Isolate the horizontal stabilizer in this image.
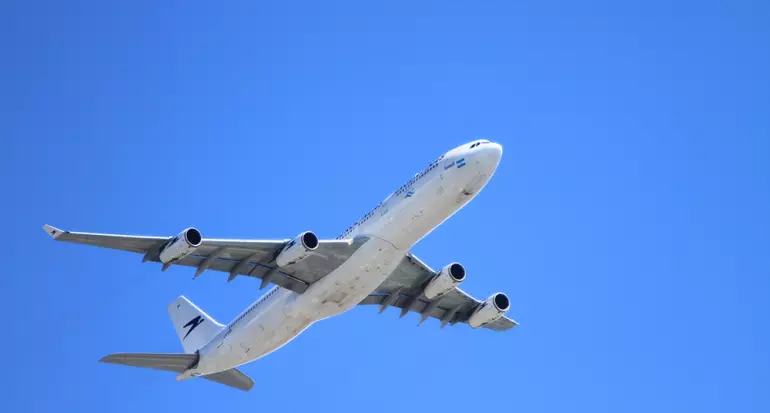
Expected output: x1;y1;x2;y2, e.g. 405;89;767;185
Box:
100;353;197;373
99;353;254;391
201;368;254;392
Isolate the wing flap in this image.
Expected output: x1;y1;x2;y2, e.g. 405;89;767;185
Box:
171;254;313;293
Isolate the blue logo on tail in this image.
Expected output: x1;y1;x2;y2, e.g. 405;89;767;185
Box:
182;316;204;340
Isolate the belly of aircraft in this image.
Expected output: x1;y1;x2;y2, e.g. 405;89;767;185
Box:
308;172;484;317
310;236;403;319
200;313;314;373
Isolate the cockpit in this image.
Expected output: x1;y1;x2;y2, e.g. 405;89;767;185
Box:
469;140;491;149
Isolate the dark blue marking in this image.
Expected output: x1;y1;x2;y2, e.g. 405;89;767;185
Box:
182;316;204;340
457;162;466;169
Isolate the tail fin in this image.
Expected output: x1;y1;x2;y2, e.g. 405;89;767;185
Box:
100;353;254;391
167;296;224;353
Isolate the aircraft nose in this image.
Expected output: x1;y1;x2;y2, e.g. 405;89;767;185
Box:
480;142;503;167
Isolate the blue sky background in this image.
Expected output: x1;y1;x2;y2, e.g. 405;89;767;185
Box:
2;1;769;411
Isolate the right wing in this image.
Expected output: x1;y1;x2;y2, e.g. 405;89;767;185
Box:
43;224;369;294
358;253;518;331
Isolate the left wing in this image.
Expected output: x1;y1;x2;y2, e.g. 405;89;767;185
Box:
359;253;518;332
43;224;368;294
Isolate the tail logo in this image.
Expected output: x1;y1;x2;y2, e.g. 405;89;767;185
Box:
182;315;204;340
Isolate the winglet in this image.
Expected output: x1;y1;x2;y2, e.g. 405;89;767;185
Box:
43;224;65;239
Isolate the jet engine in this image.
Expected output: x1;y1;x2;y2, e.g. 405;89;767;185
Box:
158;227;203;264
468;292;510;328
276;231;319;267
423;262;466;299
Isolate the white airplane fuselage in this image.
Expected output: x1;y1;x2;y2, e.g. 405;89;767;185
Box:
187;141;503;377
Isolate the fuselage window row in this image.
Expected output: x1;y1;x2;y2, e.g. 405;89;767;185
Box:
337;155;445;239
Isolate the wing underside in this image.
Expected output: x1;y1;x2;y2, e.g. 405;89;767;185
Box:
43;224;368;294
358;253;518;331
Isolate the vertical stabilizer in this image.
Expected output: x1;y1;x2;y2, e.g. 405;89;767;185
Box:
168;296;224;353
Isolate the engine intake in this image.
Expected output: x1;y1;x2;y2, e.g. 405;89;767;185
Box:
158;227;202;264
276;231;319;267
468;292;510;328
423;262;465;299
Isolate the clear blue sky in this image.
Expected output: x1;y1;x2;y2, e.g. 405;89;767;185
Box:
2;1;769;411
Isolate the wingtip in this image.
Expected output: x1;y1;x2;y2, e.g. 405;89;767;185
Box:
98;354;116;363
43;224;65;239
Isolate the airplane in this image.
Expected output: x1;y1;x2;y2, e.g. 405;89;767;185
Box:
43;139;518;391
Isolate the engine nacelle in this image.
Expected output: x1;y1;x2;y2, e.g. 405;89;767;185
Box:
423;262;466;299
158;227;202;264
275;231;319;267
468;292;510;328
